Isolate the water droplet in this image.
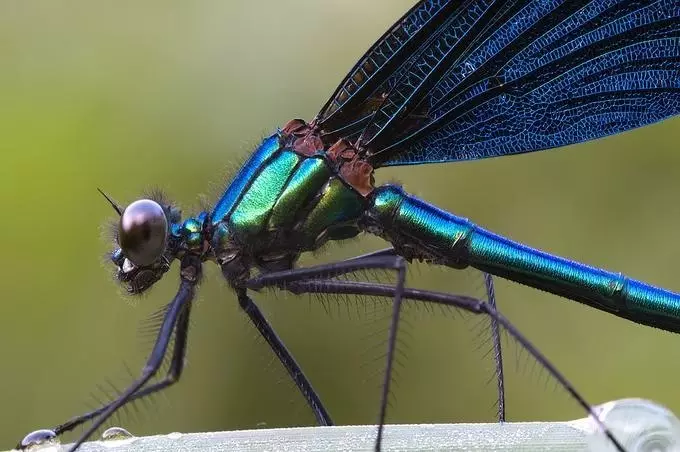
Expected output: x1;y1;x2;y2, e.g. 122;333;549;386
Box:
101;427;134;441
20;429;58;449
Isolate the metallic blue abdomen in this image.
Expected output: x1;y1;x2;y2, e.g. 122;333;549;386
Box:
365;184;680;332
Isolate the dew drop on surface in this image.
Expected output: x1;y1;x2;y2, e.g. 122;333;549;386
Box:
20;429;58;448
101;427;134;441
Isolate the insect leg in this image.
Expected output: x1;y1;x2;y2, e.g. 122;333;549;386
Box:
49;301;192;440
235;287;333;426
484;273;505;422
285;279;625;452
246;253;408;451
63;277;197;452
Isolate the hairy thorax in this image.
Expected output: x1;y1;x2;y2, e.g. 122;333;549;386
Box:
209;120;375;278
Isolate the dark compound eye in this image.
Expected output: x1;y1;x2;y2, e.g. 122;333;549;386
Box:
118;199;168;267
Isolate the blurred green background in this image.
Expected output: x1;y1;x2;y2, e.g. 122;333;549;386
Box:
2;0;680;448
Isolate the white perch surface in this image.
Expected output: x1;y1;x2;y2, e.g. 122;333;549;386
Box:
13;399;680;451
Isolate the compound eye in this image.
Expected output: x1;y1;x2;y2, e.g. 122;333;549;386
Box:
118;199;168;266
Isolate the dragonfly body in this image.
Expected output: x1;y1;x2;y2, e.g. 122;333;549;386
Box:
365;184;680;332
19;1;680;451
140;113;680;334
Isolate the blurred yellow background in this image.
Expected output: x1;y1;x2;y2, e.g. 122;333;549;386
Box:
2;0;680;447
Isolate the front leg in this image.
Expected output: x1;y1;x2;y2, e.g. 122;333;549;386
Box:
42;301;193;441
18;261;198;452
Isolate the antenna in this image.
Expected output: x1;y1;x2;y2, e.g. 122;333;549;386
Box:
97;188;123;216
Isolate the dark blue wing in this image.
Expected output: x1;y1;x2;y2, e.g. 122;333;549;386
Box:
316;0;463;140
318;0;680;168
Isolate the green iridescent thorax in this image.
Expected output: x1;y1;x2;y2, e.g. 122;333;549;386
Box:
210;129;368;271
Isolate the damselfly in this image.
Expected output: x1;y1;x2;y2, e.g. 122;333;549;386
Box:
15;1;680;451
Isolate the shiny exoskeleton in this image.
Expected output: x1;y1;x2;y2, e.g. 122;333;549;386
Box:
114;122;371;293
117;119;680;332
20;1;680;451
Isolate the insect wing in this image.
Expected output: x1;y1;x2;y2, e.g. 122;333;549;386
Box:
318;0;680;167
